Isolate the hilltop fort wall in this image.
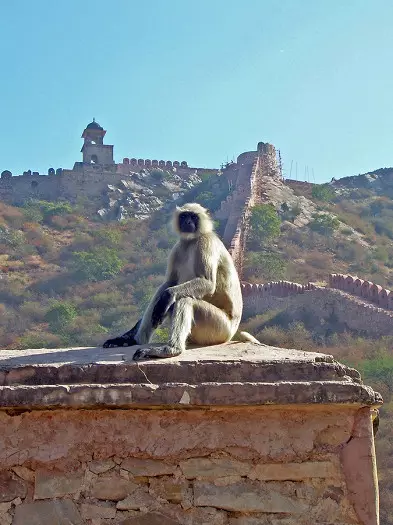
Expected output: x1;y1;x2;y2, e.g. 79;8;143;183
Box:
0;163;213;208
329;273;393;309
0;118;217;207
241;279;393;337
220;142;280;273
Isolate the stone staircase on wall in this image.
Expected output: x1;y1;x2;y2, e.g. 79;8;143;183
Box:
222;142;278;274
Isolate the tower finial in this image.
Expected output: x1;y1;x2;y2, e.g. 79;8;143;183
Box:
93;117;95;122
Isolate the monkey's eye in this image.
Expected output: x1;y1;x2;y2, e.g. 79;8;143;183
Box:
179;212;198;222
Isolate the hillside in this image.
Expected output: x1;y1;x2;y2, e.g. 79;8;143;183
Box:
2;164;393;350
1;163;393;521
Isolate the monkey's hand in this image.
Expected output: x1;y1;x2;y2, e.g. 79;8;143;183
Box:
152;289;176;327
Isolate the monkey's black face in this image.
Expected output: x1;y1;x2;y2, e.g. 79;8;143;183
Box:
178;212;199;234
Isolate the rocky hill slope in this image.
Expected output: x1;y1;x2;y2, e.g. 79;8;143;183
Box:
2;153;393;523
1;149;393;350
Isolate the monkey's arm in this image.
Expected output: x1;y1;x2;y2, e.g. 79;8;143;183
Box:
103;252;178;348
173;237;217;299
135;250;179;337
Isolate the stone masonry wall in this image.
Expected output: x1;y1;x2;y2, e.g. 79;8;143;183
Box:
226;143;280;273
329;273;393;310
242;282;393;336
0;163;211;207
0;405;377;525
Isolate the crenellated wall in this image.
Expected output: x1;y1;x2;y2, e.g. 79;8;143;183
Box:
118;158;188;171
224;143;280;274
329;273;393;310
241;278;393;337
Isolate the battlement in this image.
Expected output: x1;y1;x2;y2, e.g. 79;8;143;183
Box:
241;280;317;297
226;143;280;273
240;276;393;338
121;158;188;169
329;273;393;310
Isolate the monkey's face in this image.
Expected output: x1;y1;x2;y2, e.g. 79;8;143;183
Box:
178;212;199;234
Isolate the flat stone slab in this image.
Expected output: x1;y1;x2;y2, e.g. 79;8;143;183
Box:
0;343;382;409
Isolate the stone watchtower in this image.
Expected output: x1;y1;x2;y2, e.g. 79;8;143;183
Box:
81;119;114;165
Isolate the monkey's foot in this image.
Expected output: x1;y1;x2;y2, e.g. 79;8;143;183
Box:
103;336;138;348
133;345;183;361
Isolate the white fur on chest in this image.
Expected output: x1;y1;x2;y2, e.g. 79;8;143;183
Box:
177;251;196;283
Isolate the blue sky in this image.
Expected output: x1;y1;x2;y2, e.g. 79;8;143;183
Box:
1;0;393;182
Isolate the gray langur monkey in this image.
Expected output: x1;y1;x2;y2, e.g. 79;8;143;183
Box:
103;202;259;360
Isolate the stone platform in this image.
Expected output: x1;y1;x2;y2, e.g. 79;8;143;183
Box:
0;342;381;409
0;343;382;525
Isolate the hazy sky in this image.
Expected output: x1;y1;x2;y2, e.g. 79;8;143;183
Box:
1;0;393;182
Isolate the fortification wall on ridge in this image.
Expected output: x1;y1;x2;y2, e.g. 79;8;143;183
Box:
241;280;393;337
0;169;139;206
329;273;393;310
226;143;279;274
0;161;218;207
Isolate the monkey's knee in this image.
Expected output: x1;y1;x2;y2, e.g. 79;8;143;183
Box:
189;308;232;346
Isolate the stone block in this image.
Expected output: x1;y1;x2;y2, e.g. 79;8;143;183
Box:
0;471;27;502
91;474;138;501
11;466;35;483
149;476;191;504
249;461;339;481
34;470;83;499
88;459;116;474
316;425;351;446
121;458;176;477
0;514;11;525
194;480;307;513
13;500;83;525
180;457;251;479
119;512;179;525
80;503;117;519
0;504;11;514
228;518;271;525
116;486;156;510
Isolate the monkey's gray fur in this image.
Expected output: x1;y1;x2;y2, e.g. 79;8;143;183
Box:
103;202;259;359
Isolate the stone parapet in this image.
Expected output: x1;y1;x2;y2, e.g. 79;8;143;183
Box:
329;273;393;311
0;343;382;525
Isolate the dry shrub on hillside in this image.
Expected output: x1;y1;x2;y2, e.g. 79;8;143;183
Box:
305;250;334;270
0;203;24;228
19;300;47;322
25;255;46;270
256;322;315;351
50;214;87;230
14;331;63;350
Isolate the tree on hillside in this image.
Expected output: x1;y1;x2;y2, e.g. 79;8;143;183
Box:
309;213;340;235
45;301;77;332
311;184;335;202
72;247;124;281
249;204;281;246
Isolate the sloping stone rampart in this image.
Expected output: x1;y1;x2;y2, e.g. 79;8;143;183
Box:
242;282;393;336
0;343;382;524
329;273;393;310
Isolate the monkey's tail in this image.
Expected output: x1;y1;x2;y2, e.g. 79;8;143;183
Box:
233;331;262;345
